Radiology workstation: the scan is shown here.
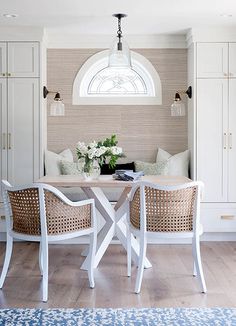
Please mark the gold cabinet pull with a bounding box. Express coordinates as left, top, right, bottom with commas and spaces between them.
8, 133, 11, 149
2, 73, 6, 77
221, 215, 235, 220
2, 133, 6, 149
229, 133, 232, 149
8, 73, 11, 77
223, 133, 227, 149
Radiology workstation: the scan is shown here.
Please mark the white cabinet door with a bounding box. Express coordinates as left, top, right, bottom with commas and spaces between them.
7, 78, 40, 186
228, 79, 236, 201
229, 43, 236, 77
0, 43, 7, 78
0, 79, 7, 201
197, 79, 228, 202
197, 43, 228, 78
8, 42, 39, 77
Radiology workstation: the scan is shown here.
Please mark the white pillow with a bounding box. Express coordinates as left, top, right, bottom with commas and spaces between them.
156, 148, 189, 177
45, 149, 73, 176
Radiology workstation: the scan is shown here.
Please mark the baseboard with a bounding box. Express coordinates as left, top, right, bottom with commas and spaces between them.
0, 232, 235, 244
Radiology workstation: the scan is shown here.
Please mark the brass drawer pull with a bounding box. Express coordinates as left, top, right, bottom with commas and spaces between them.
8, 133, 11, 149
229, 133, 232, 149
221, 215, 235, 220
223, 133, 227, 149
2, 133, 6, 149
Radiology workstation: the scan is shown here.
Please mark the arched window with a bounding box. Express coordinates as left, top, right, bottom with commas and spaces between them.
72, 50, 162, 105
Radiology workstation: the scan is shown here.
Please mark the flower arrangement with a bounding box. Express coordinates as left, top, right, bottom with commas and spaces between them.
77, 135, 124, 175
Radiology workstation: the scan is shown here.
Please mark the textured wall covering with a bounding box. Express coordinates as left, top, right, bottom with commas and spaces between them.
47, 48, 187, 162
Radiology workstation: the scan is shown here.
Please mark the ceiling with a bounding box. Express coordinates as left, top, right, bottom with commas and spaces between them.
0, 0, 236, 35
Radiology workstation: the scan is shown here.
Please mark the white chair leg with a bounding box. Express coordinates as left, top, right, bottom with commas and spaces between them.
192, 236, 207, 293
127, 225, 131, 277
42, 240, 49, 302
87, 230, 96, 289
135, 235, 147, 294
39, 241, 43, 276
0, 234, 13, 288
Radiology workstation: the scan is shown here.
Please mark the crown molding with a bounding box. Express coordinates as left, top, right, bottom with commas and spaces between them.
0, 26, 45, 41
45, 32, 187, 49
187, 27, 236, 46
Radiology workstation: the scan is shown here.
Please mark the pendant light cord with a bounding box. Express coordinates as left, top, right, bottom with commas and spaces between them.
117, 16, 122, 44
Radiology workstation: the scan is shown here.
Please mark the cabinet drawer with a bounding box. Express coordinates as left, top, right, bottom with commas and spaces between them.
200, 204, 236, 232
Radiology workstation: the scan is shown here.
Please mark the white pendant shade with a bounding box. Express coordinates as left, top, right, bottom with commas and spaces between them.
108, 36, 131, 68
50, 100, 65, 116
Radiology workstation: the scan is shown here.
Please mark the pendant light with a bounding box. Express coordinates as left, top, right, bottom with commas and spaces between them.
108, 13, 131, 68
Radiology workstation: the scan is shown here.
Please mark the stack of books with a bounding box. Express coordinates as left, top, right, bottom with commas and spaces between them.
113, 170, 144, 181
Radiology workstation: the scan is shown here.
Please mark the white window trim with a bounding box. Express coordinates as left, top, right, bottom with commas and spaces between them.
72, 50, 162, 105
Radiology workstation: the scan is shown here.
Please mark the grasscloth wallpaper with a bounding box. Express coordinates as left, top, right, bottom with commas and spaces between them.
47, 48, 187, 162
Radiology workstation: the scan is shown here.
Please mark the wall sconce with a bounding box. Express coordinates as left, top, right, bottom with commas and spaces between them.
43, 86, 65, 116
171, 86, 192, 117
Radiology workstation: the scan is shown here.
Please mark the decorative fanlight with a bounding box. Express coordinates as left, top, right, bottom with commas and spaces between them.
108, 13, 131, 68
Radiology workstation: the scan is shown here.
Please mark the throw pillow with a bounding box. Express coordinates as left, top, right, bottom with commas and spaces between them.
134, 160, 168, 175
44, 149, 74, 176
156, 148, 189, 177
60, 161, 82, 175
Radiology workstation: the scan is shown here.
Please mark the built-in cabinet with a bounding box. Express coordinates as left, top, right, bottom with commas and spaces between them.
0, 42, 41, 214
197, 43, 228, 78
197, 78, 228, 202
197, 43, 236, 79
0, 42, 39, 78
189, 40, 236, 232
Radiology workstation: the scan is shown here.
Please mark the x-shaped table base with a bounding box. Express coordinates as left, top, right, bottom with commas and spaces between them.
80, 186, 152, 270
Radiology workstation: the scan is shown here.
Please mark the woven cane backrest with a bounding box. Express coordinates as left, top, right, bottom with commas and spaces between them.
7, 188, 41, 235
7, 187, 92, 236
44, 190, 91, 235
130, 185, 197, 232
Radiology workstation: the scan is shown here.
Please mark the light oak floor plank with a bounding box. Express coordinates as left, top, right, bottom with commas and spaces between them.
0, 242, 235, 308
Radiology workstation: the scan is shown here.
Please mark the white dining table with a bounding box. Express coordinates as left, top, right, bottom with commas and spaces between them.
37, 174, 191, 270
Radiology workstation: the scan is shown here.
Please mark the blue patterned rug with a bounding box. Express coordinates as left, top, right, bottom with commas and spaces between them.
0, 308, 235, 325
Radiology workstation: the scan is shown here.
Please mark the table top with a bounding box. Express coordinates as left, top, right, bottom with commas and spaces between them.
37, 175, 191, 188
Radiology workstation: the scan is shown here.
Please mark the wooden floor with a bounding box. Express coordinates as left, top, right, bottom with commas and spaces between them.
0, 242, 236, 308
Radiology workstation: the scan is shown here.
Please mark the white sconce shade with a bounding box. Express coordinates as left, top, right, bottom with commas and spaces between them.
171, 99, 186, 116
50, 100, 65, 116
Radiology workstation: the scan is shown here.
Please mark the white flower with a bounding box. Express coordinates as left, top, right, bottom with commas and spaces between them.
88, 148, 97, 159
89, 141, 97, 149
77, 142, 88, 156
95, 146, 107, 157
111, 146, 122, 155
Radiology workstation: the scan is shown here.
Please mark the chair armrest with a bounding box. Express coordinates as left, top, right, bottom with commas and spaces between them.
36, 183, 94, 207
44, 189, 95, 235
